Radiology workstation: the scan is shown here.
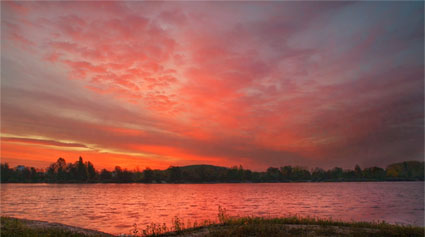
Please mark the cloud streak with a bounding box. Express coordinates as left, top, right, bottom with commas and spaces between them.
1, 137, 88, 149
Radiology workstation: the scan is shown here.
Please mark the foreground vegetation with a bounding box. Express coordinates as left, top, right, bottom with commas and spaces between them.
2, 207, 424, 237
1, 156, 423, 183
127, 207, 425, 237
146, 217, 425, 237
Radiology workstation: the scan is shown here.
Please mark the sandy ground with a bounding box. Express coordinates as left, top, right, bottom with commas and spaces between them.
2, 217, 114, 236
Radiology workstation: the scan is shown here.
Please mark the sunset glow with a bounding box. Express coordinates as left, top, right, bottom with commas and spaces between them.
1, 1, 424, 170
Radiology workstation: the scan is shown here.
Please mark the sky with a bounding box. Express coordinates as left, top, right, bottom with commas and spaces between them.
1, 1, 424, 171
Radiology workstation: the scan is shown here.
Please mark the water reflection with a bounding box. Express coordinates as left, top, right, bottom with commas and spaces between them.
1, 182, 424, 235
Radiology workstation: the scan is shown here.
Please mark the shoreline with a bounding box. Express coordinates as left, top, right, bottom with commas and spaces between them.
3, 160, 423, 184
1, 216, 113, 236
1, 179, 424, 184
2, 215, 424, 237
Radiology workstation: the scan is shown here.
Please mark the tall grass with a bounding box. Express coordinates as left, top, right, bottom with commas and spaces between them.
126, 206, 424, 237
131, 215, 216, 236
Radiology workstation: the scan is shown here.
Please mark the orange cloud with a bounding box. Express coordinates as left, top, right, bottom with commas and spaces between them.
1, 141, 168, 171
1, 1, 423, 171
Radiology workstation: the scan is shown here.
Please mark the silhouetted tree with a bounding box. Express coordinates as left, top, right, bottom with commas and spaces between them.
342, 169, 356, 180
100, 169, 112, 180
227, 166, 240, 181
328, 167, 343, 180
386, 161, 424, 180
280, 166, 292, 180
354, 164, 362, 178
363, 167, 385, 180
167, 166, 181, 183
266, 167, 281, 181
291, 167, 311, 181
1, 158, 424, 183
142, 167, 153, 183
87, 161, 96, 180
1, 163, 12, 182
77, 157, 88, 181
243, 169, 252, 181
311, 168, 325, 181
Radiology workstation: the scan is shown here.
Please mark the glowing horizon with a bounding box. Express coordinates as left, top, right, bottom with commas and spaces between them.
1, 1, 424, 171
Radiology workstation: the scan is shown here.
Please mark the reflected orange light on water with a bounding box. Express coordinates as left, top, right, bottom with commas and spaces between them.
1, 183, 423, 235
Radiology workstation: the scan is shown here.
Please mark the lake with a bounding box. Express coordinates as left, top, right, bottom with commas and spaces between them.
1, 182, 423, 235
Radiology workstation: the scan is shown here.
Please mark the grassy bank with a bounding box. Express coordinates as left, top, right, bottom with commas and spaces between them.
134, 208, 424, 237
156, 216, 424, 237
2, 212, 424, 237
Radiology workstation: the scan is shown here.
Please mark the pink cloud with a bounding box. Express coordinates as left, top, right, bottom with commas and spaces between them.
1, 1, 423, 170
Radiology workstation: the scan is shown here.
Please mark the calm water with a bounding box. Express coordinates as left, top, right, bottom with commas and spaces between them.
1, 182, 424, 234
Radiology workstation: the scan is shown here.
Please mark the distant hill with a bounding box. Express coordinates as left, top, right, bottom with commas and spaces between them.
166, 164, 230, 182
179, 164, 228, 171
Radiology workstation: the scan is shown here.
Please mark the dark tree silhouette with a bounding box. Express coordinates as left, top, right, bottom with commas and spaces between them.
142, 167, 154, 183
1, 157, 423, 183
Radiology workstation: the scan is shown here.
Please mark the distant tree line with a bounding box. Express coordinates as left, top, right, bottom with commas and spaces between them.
1, 157, 423, 183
